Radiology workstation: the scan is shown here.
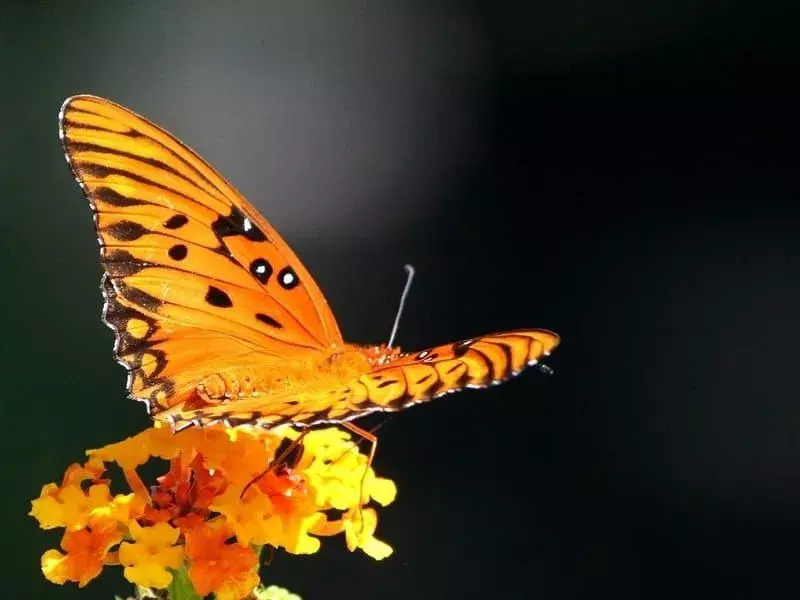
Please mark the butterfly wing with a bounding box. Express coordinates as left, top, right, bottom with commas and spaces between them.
163, 329, 559, 428
60, 95, 343, 412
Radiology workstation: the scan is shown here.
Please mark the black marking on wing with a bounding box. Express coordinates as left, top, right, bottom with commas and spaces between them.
205, 286, 233, 308
277, 266, 299, 290
117, 281, 163, 312
249, 258, 273, 284
68, 141, 219, 196
163, 214, 189, 229
489, 342, 513, 380
212, 206, 269, 243
453, 339, 473, 358
103, 249, 148, 277
255, 313, 283, 329
464, 347, 493, 384
96, 187, 147, 207
104, 220, 148, 241
168, 244, 188, 261
101, 276, 174, 409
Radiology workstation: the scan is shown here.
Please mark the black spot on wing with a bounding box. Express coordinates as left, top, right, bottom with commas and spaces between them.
250, 258, 273, 284
255, 313, 283, 329
277, 266, 299, 290
104, 220, 147, 242
205, 286, 233, 308
168, 244, 188, 261
163, 214, 189, 229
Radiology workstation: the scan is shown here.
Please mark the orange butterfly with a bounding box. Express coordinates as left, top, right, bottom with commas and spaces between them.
60, 95, 559, 438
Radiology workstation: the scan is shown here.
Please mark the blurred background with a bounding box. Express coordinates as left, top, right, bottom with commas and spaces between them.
2, 0, 799, 598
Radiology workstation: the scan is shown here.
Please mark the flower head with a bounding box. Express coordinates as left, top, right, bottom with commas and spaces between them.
30, 424, 395, 598
41, 520, 122, 588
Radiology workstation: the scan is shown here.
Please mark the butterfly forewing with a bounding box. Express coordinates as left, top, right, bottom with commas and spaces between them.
61, 95, 559, 428
60, 95, 343, 412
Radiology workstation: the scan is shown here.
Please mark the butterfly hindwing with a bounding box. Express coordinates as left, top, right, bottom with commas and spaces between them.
60, 95, 343, 412
161, 329, 559, 429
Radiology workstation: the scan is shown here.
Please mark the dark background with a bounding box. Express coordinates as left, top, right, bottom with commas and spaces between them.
2, 1, 800, 598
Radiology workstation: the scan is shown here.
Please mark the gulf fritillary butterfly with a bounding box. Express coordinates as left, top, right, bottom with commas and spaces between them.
59, 95, 559, 433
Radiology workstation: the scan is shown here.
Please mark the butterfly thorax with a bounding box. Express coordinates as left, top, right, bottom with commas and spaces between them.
347, 344, 403, 367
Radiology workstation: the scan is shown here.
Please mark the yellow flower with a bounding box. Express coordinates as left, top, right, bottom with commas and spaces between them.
260, 512, 325, 555
30, 483, 104, 530
89, 427, 179, 470
342, 508, 394, 560
313, 507, 393, 560
367, 474, 398, 506
119, 521, 183, 589
256, 584, 303, 600
29, 457, 113, 531
209, 484, 274, 546
31, 423, 396, 597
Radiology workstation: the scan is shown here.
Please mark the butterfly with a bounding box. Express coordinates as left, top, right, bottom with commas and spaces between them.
59, 95, 559, 436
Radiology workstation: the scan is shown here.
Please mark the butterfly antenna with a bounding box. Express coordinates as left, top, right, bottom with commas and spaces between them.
387, 264, 415, 349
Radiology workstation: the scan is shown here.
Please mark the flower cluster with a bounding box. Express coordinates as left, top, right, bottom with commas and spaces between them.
30, 425, 395, 599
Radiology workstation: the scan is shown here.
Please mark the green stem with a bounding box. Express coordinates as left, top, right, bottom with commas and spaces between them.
166, 566, 202, 600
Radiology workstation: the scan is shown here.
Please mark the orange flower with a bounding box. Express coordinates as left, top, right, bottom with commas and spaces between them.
40, 520, 122, 587
185, 519, 259, 600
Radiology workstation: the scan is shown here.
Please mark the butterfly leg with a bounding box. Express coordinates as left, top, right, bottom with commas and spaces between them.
341, 421, 377, 534
240, 429, 309, 499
